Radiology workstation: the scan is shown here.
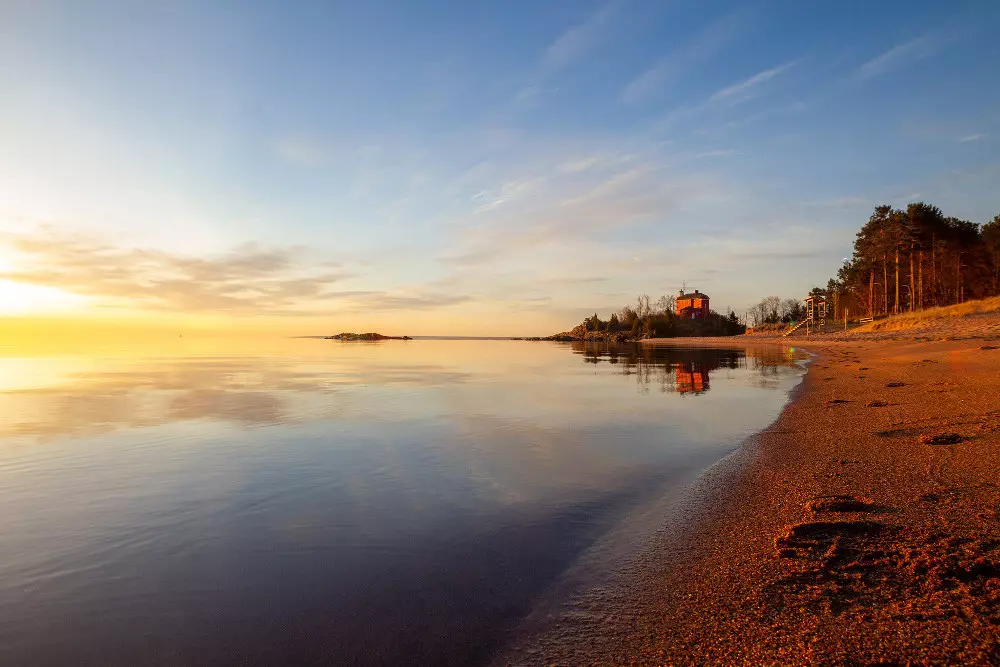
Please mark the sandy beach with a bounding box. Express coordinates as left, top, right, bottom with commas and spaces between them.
499, 336, 1000, 664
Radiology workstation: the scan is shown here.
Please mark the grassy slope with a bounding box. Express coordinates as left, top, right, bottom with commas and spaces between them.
853, 296, 1000, 333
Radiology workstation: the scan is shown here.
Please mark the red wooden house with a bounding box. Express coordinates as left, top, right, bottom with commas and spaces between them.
675, 290, 710, 319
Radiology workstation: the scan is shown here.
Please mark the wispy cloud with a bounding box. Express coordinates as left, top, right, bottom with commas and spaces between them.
619, 11, 746, 105
323, 291, 474, 312
858, 36, 937, 79
472, 178, 543, 213
272, 135, 332, 167
708, 59, 800, 104
0, 230, 352, 315
558, 156, 603, 173
620, 61, 675, 106
513, 85, 541, 105
557, 153, 634, 173
443, 164, 723, 266
543, 2, 617, 72
0, 229, 480, 315
652, 58, 800, 133
901, 118, 991, 145
803, 195, 869, 210
695, 149, 738, 159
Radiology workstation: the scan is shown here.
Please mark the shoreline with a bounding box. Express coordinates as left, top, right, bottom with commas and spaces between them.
497, 336, 1000, 664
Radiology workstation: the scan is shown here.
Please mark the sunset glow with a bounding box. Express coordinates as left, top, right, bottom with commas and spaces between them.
2, 3, 1000, 664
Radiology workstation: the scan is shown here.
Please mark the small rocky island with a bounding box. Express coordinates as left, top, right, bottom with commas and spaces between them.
325, 332, 413, 341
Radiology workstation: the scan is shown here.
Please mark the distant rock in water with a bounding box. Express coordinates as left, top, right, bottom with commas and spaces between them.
325, 332, 412, 341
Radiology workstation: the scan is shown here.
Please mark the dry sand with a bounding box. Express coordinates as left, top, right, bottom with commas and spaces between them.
498, 337, 1000, 665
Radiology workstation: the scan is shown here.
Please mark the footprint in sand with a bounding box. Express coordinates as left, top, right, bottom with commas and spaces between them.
806, 495, 880, 513
875, 428, 921, 438
919, 432, 965, 445
774, 520, 887, 558
865, 400, 889, 407
887, 381, 906, 388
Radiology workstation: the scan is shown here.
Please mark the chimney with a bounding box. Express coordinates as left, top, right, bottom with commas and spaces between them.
678, 289, 684, 297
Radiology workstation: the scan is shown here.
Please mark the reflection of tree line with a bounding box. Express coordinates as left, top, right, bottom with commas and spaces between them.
569, 342, 802, 395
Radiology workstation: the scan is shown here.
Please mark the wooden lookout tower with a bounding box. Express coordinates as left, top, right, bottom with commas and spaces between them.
783, 293, 829, 337
804, 294, 828, 335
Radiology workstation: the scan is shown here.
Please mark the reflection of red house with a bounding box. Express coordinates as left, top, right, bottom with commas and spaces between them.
676, 290, 710, 319
675, 362, 709, 394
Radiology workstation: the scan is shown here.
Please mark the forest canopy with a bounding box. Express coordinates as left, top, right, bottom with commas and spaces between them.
827, 203, 1000, 318
746, 203, 999, 327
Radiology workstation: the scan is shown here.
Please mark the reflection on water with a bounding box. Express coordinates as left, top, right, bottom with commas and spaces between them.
0, 340, 805, 666
572, 342, 802, 395
0, 352, 477, 440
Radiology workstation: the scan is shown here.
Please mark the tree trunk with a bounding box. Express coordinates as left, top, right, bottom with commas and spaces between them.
918, 250, 924, 310
931, 234, 937, 306
894, 248, 900, 314
909, 248, 915, 312
869, 265, 874, 317
883, 256, 888, 315
994, 250, 999, 295
957, 254, 962, 304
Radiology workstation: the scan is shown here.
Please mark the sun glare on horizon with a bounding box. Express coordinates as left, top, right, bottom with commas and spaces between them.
0, 277, 87, 315
0, 244, 89, 315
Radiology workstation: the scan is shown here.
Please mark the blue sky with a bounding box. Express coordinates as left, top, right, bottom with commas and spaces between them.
1, 0, 998, 334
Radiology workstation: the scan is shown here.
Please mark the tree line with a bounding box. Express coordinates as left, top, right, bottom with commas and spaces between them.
748, 204, 1000, 326
830, 203, 1000, 318
747, 296, 808, 327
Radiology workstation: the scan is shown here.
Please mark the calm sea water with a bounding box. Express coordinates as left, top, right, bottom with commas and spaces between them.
0, 340, 804, 666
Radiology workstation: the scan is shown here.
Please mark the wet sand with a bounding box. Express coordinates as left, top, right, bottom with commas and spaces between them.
498, 338, 1000, 664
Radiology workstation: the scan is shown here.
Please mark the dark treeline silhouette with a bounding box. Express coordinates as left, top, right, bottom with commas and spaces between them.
828, 203, 1000, 317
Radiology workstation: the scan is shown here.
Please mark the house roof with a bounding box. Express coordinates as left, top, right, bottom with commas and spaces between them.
678, 291, 709, 300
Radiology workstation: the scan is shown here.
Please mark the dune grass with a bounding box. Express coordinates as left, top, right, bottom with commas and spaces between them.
852, 296, 1000, 333
746, 322, 789, 334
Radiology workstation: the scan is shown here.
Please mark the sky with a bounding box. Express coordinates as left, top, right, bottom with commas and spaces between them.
1, 0, 998, 337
